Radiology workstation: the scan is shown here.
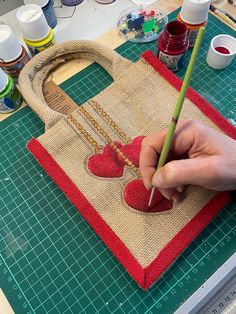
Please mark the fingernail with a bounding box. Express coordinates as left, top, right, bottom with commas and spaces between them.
171, 193, 181, 203
162, 191, 172, 201
153, 170, 164, 188
176, 186, 183, 193
143, 181, 152, 191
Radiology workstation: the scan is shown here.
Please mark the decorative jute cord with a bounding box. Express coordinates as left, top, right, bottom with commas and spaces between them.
89, 100, 132, 145
67, 100, 141, 178
67, 114, 103, 153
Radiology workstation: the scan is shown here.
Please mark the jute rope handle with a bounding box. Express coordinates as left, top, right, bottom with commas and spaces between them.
19, 40, 133, 129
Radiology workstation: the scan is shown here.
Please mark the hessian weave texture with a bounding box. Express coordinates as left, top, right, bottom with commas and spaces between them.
19, 41, 235, 289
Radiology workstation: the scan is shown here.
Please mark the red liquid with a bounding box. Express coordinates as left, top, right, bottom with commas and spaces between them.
157, 20, 189, 72
158, 21, 189, 55
215, 46, 230, 54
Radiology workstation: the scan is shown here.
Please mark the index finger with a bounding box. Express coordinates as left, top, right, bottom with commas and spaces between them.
139, 128, 168, 190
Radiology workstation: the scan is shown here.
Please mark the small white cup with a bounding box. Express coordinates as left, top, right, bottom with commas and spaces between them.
206, 34, 236, 70
16, 4, 50, 41
0, 25, 23, 63
180, 0, 211, 25
0, 68, 9, 93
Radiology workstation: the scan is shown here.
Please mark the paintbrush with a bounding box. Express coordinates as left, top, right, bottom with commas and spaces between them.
210, 4, 236, 24
148, 27, 205, 207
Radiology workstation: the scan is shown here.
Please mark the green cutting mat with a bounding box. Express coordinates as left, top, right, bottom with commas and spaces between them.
1, 9, 236, 314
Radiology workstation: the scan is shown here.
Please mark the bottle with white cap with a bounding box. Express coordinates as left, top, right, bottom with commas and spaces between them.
24, 0, 57, 29
0, 25, 30, 82
177, 0, 211, 48
0, 68, 9, 94
0, 68, 22, 113
16, 4, 56, 56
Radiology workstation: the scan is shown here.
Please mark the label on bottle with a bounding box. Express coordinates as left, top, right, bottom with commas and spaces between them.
188, 28, 199, 48
27, 35, 56, 57
0, 52, 30, 81
0, 84, 22, 113
158, 51, 186, 72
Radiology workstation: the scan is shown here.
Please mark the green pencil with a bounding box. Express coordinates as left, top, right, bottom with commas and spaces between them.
148, 27, 205, 207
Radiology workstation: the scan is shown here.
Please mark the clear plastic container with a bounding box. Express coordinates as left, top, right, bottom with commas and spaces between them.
117, 6, 168, 43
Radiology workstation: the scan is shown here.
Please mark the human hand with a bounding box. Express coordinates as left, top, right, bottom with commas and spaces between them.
140, 120, 236, 202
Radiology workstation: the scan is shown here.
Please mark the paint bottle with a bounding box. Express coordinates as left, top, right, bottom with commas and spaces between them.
61, 0, 84, 5
0, 68, 22, 114
16, 4, 56, 57
24, 0, 57, 29
178, 0, 211, 48
157, 21, 189, 72
0, 25, 30, 83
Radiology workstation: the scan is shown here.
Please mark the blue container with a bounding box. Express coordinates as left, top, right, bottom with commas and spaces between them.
42, 0, 57, 29
61, 0, 84, 5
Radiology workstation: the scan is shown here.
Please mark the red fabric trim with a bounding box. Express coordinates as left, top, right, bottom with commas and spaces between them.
27, 139, 231, 289
141, 50, 236, 140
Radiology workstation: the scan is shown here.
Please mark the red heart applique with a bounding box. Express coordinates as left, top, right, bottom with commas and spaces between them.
88, 142, 124, 178
88, 136, 144, 178
124, 179, 173, 213
118, 136, 145, 167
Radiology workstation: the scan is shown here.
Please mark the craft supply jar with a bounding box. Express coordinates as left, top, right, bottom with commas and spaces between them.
179, 0, 211, 48
0, 68, 22, 113
177, 13, 207, 48
24, 0, 57, 29
16, 4, 56, 56
0, 25, 30, 82
157, 21, 189, 72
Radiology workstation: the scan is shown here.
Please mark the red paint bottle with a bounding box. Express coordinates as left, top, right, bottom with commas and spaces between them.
157, 21, 189, 72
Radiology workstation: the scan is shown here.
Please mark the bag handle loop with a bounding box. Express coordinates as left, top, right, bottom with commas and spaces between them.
19, 40, 133, 128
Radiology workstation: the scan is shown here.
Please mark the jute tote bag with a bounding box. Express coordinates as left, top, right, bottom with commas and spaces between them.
19, 40, 235, 289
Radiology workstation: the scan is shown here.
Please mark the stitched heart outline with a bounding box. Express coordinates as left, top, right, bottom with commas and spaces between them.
87, 136, 173, 213
87, 142, 124, 178
87, 136, 144, 178
124, 179, 173, 213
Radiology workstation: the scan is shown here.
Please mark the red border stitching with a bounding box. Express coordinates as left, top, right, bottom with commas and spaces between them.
27, 52, 235, 289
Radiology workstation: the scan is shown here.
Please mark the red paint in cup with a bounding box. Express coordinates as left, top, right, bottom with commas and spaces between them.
215, 46, 230, 54
157, 20, 189, 72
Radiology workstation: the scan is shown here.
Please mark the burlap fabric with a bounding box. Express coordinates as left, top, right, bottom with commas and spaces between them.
19, 40, 233, 289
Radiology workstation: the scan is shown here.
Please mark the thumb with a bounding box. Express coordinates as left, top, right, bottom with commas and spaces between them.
152, 158, 211, 189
